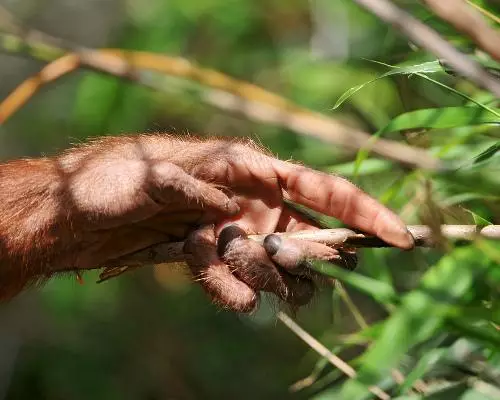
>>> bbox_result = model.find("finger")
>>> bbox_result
[264,234,358,273]
[217,225,315,307]
[149,161,240,216]
[272,160,414,249]
[274,203,337,275]
[263,234,340,275]
[183,225,258,313]
[277,203,358,272]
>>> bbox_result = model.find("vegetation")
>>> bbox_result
[0,0,498,399]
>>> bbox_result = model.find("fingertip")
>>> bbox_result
[263,234,281,256]
[216,224,248,257]
[383,225,415,250]
[401,230,416,250]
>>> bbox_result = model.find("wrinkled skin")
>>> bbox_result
[0,134,413,309]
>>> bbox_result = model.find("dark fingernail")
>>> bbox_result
[217,224,247,257]
[263,234,281,256]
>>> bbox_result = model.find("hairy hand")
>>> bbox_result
[0,134,413,305]
[176,137,413,312]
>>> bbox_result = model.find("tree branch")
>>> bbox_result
[353,0,500,97]
[422,0,500,62]
[105,225,500,268]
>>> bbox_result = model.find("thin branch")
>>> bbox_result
[422,0,500,62]
[0,8,442,171]
[103,225,500,268]
[466,0,500,25]
[353,0,500,97]
[277,311,391,400]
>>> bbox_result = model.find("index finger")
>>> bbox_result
[272,160,414,250]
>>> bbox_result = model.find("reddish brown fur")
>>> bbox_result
[0,134,248,300]
[0,133,408,312]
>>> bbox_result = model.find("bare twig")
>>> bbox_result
[277,312,391,400]
[104,225,500,268]
[422,0,500,62]
[0,7,442,171]
[353,0,500,97]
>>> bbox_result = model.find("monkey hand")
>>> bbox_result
[172,136,414,312]
[0,134,413,304]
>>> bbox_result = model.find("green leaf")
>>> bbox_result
[353,107,499,175]
[312,262,397,304]
[332,61,443,110]
[448,319,500,348]
[339,247,490,399]
[464,210,492,226]
[378,107,500,134]
[397,348,447,395]
[473,142,500,164]
[353,106,500,175]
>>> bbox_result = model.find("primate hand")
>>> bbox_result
[0,134,413,309]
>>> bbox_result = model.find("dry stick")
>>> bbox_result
[422,0,500,62]
[0,11,441,171]
[277,312,391,400]
[353,0,500,97]
[107,225,500,268]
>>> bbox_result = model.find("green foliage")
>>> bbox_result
[2,0,500,399]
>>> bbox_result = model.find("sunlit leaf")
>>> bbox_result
[339,247,491,399]
[378,107,500,134]
[312,261,397,304]
[332,61,443,110]
[473,142,500,164]
[397,348,447,395]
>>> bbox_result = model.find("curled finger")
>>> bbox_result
[264,234,358,273]
[183,225,258,313]
[217,225,315,307]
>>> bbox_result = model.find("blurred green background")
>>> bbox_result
[0,0,499,399]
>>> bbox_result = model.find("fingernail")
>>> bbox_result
[263,234,281,256]
[217,224,247,257]
[398,229,415,250]
[390,225,415,250]
[403,230,415,250]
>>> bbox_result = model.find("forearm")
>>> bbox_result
[0,157,71,299]
[0,134,243,299]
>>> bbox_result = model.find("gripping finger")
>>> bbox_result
[217,225,315,307]
[263,235,340,275]
[272,160,414,250]
[264,234,358,273]
[150,161,240,216]
[183,225,258,313]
